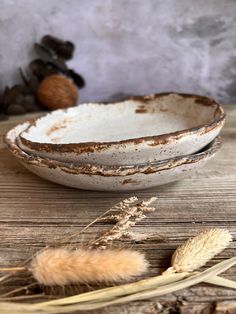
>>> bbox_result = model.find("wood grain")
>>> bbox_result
[0,106,235,313]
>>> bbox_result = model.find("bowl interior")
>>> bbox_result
[20,93,222,145]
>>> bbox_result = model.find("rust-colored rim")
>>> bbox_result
[18,92,225,154]
[5,122,221,177]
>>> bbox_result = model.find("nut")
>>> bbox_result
[37,74,78,110]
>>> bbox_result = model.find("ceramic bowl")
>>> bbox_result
[18,93,225,166]
[5,122,221,191]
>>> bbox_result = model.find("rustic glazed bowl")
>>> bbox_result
[5,122,221,191]
[18,93,225,166]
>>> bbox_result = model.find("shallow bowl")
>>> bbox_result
[18,93,225,166]
[5,122,221,191]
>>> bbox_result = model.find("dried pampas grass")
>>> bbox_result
[30,248,148,286]
[164,229,232,274]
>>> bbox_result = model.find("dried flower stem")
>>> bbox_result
[0,199,234,313]
[0,198,138,286]
[0,293,45,301]
[0,283,38,298]
[0,256,32,285]
[60,198,130,247]
[206,275,236,290]
[69,256,236,311]
[0,196,155,302]
[164,229,232,274]
[90,197,157,249]
[0,267,26,272]
[41,272,191,306]
[39,227,234,307]
[0,257,234,313]
[36,271,236,308]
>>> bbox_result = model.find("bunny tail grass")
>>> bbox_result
[2,256,234,313]
[164,229,232,274]
[0,257,236,313]
[30,248,148,286]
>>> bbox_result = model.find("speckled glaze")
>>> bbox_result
[18,93,225,166]
[5,122,221,191]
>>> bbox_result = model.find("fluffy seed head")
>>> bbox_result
[170,229,232,273]
[30,248,148,286]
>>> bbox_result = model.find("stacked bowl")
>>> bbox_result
[5,93,225,191]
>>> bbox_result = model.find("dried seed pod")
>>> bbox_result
[42,35,75,60]
[30,248,148,286]
[67,69,85,88]
[37,74,78,110]
[164,229,232,274]
[29,59,59,80]
[34,43,55,61]
[49,59,68,72]
[19,68,39,93]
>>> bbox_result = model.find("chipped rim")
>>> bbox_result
[18,92,225,154]
[5,122,221,177]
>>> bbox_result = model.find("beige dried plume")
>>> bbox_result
[90,197,157,249]
[30,248,148,286]
[164,229,232,274]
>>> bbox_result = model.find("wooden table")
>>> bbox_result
[0,105,235,313]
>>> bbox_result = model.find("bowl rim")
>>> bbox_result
[18,92,225,154]
[5,122,221,177]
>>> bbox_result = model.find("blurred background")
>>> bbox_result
[0,0,236,104]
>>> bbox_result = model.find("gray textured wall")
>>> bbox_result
[0,0,236,103]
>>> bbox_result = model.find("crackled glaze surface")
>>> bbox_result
[18,93,225,166]
[5,122,221,191]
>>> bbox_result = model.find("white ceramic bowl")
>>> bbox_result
[18,93,225,166]
[5,122,221,191]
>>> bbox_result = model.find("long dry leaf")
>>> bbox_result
[2,256,233,314]
[87,256,236,310]
[40,272,191,306]
[205,275,236,290]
